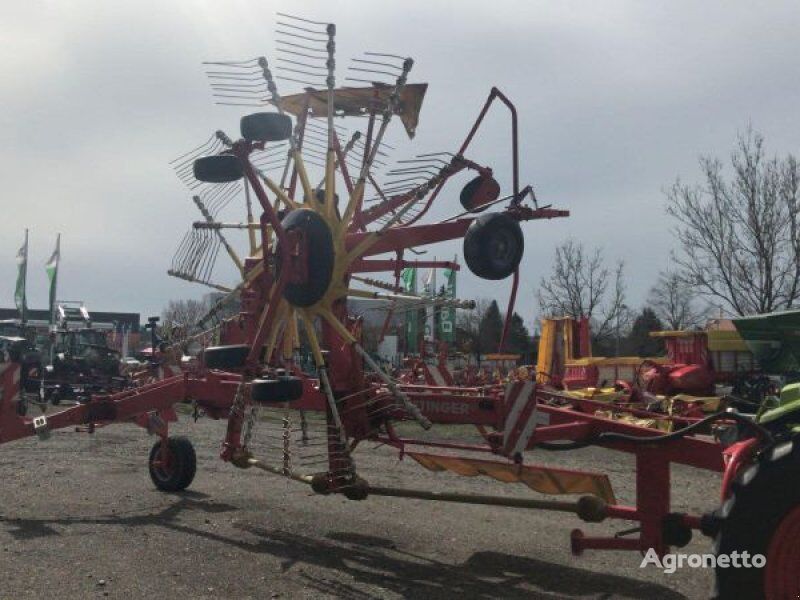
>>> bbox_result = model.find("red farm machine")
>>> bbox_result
[1,16,799,599]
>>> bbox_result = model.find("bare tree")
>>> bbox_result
[456,298,490,363]
[161,297,212,346]
[537,239,629,343]
[648,271,709,330]
[666,129,800,316]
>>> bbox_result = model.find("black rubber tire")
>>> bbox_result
[193,155,243,183]
[459,175,500,213]
[712,438,800,598]
[148,436,197,492]
[277,209,335,307]
[203,345,250,370]
[463,212,524,280]
[20,358,42,394]
[240,112,293,142]
[251,376,304,404]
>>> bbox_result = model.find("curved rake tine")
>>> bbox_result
[202,59,261,67]
[187,230,210,278]
[199,237,222,283]
[276,20,328,35]
[195,233,215,282]
[170,230,194,272]
[354,136,395,152]
[210,80,269,90]
[206,183,241,217]
[306,120,348,135]
[383,175,429,186]
[351,57,404,71]
[169,134,217,165]
[276,57,328,72]
[172,136,223,170]
[196,235,215,282]
[349,67,401,79]
[276,12,329,26]
[275,30,328,44]
[181,229,205,272]
[200,232,220,280]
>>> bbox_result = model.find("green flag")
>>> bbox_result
[401,267,415,293]
[400,267,418,352]
[45,234,61,325]
[14,230,28,322]
[439,259,457,343]
[423,266,436,341]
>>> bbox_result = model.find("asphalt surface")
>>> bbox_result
[0,414,721,599]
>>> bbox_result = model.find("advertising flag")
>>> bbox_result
[400,267,418,352]
[45,234,61,325]
[14,230,28,322]
[439,260,457,343]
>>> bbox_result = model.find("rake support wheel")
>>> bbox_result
[149,436,197,492]
[203,345,251,370]
[460,175,500,212]
[240,112,293,142]
[251,376,304,404]
[463,212,524,280]
[193,155,243,183]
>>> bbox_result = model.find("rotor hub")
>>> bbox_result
[277,209,336,308]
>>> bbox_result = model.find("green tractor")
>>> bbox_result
[42,303,126,403]
[710,311,800,597]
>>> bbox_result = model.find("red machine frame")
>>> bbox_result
[0,82,775,590]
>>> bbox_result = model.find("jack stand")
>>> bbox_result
[33,415,50,441]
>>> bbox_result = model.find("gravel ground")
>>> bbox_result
[0,414,722,599]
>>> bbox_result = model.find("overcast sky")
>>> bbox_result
[2,0,799,330]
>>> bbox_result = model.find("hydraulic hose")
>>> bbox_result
[597,411,774,445]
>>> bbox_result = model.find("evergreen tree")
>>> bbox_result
[478,300,503,355]
[623,308,665,356]
[507,312,532,360]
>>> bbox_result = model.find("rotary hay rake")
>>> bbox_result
[1,15,798,599]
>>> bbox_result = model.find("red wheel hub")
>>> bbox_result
[765,504,800,598]
[153,446,174,475]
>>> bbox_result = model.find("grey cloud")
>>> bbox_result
[2,0,799,331]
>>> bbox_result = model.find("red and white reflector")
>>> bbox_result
[502,380,538,458]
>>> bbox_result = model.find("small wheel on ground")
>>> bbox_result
[240,112,292,142]
[203,344,251,370]
[463,212,524,280]
[251,376,304,404]
[148,436,197,492]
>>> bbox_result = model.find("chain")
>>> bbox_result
[318,368,356,479]
[230,381,247,415]
[242,405,258,449]
[282,412,292,475]
[229,381,255,451]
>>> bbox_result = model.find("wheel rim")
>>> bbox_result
[765,504,800,598]
[488,229,516,268]
[152,448,175,482]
